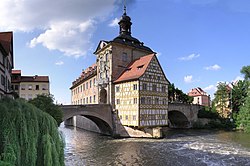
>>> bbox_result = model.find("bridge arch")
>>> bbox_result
[168,110,190,128]
[61,104,113,135]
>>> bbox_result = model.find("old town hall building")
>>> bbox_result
[71,8,169,128]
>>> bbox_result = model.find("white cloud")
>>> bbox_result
[184,75,193,83]
[109,18,119,27]
[203,85,216,91]
[0,0,116,57]
[204,64,221,71]
[232,76,244,83]
[179,53,200,61]
[55,61,64,66]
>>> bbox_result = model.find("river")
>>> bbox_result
[60,126,250,166]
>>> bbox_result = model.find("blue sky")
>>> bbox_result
[1,0,250,104]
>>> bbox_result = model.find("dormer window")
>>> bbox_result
[137,65,144,70]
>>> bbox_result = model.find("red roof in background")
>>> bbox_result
[0,32,13,54]
[21,76,49,82]
[114,53,155,83]
[12,70,21,75]
[188,87,208,97]
[11,69,49,83]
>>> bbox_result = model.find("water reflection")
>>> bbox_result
[61,126,250,166]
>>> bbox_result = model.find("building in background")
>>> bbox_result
[188,87,210,107]
[11,70,50,100]
[0,32,14,98]
[70,64,98,105]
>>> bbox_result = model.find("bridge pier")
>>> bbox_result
[64,117,75,126]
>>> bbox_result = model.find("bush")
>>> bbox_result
[0,98,64,166]
[198,107,219,119]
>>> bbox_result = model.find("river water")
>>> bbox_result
[60,126,250,166]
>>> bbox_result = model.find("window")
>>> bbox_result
[42,84,47,90]
[90,80,92,88]
[116,99,120,104]
[141,97,145,104]
[152,84,157,91]
[28,85,32,90]
[36,85,39,90]
[133,98,137,104]
[163,99,167,105]
[133,84,137,90]
[137,65,144,70]
[125,115,128,120]
[122,52,128,62]
[83,84,85,91]
[93,78,96,86]
[133,115,136,121]
[15,85,19,90]
[21,84,25,90]
[90,96,92,103]
[93,95,96,103]
[83,98,85,104]
[1,75,5,86]
[120,115,122,120]
[116,86,120,92]
[162,86,166,92]
[142,83,147,90]
[155,98,159,105]
[86,82,88,89]
[147,97,151,104]
[86,97,88,104]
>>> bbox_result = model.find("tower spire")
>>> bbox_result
[123,0,127,15]
[118,0,132,36]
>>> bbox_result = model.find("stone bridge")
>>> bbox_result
[60,104,113,135]
[168,103,203,128]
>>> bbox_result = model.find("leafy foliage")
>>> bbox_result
[232,80,249,113]
[198,106,219,119]
[0,98,64,165]
[168,83,193,104]
[213,82,231,118]
[29,94,63,126]
[236,89,250,133]
[240,65,250,80]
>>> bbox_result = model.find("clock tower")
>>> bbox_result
[94,6,154,107]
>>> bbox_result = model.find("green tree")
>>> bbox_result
[168,83,193,104]
[0,98,64,165]
[240,65,250,80]
[236,90,250,133]
[168,83,175,102]
[232,80,249,114]
[29,94,63,126]
[213,82,230,118]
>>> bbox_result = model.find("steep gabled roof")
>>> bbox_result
[114,54,155,83]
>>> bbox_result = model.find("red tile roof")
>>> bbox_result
[20,76,49,82]
[188,87,208,97]
[70,63,97,89]
[0,32,13,54]
[114,53,155,83]
[12,70,21,75]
